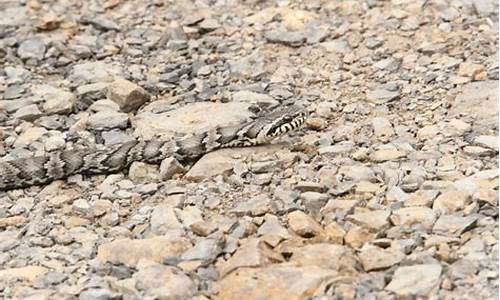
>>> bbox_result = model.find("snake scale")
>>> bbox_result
[0,105,308,191]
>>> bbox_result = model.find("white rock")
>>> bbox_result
[386,264,442,296]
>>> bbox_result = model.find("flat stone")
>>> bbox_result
[231,194,275,217]
[338,165,377,183]
[150,204,183,234]
[457,62,486,78]
[391,207,437,229]
[463,146,494,157]
[370,149,406,162]
[79,288,117,300]
[128,162,159,182]
[217,238,279,277]
[433,214,478,236]
[17,38,46,60]
[366,88,400,104]
[181,237,223,262]
[232,90,278,106]
[134,102,253,140]
[199,18,221,31]
[0,266,47,282]
[473,0,496,16]
[257,214,291,239]
[321,39,351,54]
[474,135,499,151]
[187,145,286,181]
[107,78,151,112]
[323,221,346,244]
[215,266,338,300]
[0,216,29,228]
[97,236,191,267]
[359,244,405,271]
[450,81,498,132]
[417,125,440,140]
[344,226,376,249]
[347,210,391,231]
[33,85,76,115]
[13,104,43,121]
[3,84,25,99]
[133,263,196,299]
[14,127,48,147]
[385,264,442,296]
[318,141,355,155]
[372,117,394,139]
[265,30,306,47]
[69,61,123,85]
[88,111,129,130]
[89,99,121,113]
[77,82,110,105]
[433,189,470,214]
[289,243,357,274]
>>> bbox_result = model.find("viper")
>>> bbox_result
[0,105,308,190]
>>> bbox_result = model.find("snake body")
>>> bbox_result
[0,105,307,190]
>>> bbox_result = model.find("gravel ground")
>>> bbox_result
[0,0,498,299]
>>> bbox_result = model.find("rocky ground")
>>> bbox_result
[0,0,499,299]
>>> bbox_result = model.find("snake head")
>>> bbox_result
[257,105,309,142]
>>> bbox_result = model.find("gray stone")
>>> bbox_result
[187,145,286,181]
[231,195,275,217]
[101,130,135,145]
[265,31,306,47]
[134,102,253,140]
[79,288,116,300]
[88,111,128,130]
[386,264,442,296]
[76,82,110,105]
[199,18,221,31]
[338,165,377,183]
[181,237,223,262]
[13,104,42,121]
[366,88,400,104]
[450,81,498,132]
[232,90,278,106]
[17,38,46,60]
[80,15,120,31]
[474,135,499,151]
[321,39,351,54]
[34,85,76,115]
[70,61,123,85]
[3,84,24,99]
[473,0,496,16]
[433,214,477,236]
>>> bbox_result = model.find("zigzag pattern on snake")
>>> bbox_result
[0,105,308,191]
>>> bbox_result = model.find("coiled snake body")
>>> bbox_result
[0,105,307,190]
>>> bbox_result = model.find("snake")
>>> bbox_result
[0,105,308,191]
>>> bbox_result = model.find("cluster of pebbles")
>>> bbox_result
[0,0,498,299]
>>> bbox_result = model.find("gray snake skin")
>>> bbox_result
[0,105,308,190]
